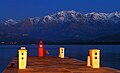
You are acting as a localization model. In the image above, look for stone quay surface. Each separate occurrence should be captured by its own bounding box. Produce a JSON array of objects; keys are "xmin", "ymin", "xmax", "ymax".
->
[{"xmin": 3, "ymin": 56, "xmax": 120, "ymax": 73}]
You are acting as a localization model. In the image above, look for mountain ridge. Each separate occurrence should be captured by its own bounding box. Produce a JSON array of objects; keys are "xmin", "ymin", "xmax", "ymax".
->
[
  {"xmin": 0, "ymin": 10, "xmax": 120, "ymax": 44},
  {"xmin": 1, "ymin": 10, "xmax": 120, "ymax": 25}
]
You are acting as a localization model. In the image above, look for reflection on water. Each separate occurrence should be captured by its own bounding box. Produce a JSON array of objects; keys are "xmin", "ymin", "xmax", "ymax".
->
[{"xmin": 0, "ymin": 45, "xmax": 120, "ymax": 72}]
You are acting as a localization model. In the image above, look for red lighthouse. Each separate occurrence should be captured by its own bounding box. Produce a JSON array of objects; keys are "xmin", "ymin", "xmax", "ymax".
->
[{"xmin": 38, "ymin": 40, "xmax": 48, "ymax": 57}]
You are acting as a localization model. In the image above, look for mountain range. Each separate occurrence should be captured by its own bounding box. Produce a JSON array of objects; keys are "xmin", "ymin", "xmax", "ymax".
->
[{"xmin": 0, "ymin": 10, "xmax": 120, "ymax": 44}]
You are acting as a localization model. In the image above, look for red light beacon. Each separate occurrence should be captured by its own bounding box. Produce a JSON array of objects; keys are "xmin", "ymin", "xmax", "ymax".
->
[{"xmin": 38, "ymin": 40, "xmax": 48, "ymax": 57}]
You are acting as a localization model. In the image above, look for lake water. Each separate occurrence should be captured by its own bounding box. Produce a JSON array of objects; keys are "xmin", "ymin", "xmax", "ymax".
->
[{"xmin": 0, "ymin": 45, "xmax": 120, "ymax": 72}]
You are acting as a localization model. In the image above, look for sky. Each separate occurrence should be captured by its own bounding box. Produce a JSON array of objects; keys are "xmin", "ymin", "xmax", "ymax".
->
[{"xmin": 0, "ymin": 0, "xmax": 120, "ymax": 20}]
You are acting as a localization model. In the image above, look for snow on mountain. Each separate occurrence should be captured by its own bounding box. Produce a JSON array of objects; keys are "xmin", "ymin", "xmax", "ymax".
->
[
  {"xmin": 108, "ymin": 12, "xmax": 120, "ymax": 23},
  {"xmin": 43, "ymin": 15, "xmax": 53, "ymax": 23},
  {"xmin": 32, "ymin": 17, "xmax": 41, "ymax": 24},
  {"xmin": 32, "ymin": 11, "xmax": 119, "ymax": 24},
  {"xmin": 1, "ymin": 10, "xmax": 120, "ymax": 42},
  {"xmin": 4, "ymin": 19, "xmax": 18, "ymax": 25},
  {"xmin": 85, "ymin": 12, "xmax": 108, "ymax": 21},
  {"xmin": 2, "ymin": 10, "xmax": 120, "ymax": 25}
]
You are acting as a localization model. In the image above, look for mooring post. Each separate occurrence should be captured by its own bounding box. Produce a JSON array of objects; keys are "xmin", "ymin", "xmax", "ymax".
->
[
  {"xmin": 18, "ymin": 47, "xmax": 27, "ymax": 69},
  {"xmin": 59, "ymin": 47, "xmax": 65, "ymax": 58},
  {"xmin": 89, "ymin": 49, "xmax": 100, "ymax": 68}
]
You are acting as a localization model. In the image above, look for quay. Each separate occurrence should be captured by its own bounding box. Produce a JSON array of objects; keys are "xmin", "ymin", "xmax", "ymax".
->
[{"xmin": 3, "ymin": 56, "xmax": 120, "ymax": 73}]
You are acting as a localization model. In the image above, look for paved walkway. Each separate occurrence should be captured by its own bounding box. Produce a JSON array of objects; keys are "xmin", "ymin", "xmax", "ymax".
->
[{"xmin": 3, "ymin": 56, "xmax": 120, "ymax": 73}]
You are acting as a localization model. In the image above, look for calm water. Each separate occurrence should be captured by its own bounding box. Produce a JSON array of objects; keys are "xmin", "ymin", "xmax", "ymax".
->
[{"xmin": 0, "ymin": 45, "xmax": 120, "ymax": 72}]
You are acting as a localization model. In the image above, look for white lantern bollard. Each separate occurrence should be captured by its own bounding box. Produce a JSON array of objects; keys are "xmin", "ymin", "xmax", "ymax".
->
[
  {"xmin": 18, "ymin": 47, "xmax": 27, "ymax": 69},
  {"xmin": 59, "ymin": 48, "xmax": 65, "ymax": 58},
  {"xmin": 87, "ymin": 56, "xmax": 91, "ymax": 67},
  {"xmin": 89, "ymin": 49, "xmax": 100, "ymax": 68}
]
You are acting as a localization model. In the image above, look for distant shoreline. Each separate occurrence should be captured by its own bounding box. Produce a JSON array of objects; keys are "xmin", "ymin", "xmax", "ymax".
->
[{"xmin": 0, "ymin": 42, "xmax": 120, "ymax": 45}]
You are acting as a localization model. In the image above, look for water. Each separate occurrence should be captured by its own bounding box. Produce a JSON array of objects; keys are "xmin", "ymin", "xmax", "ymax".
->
[{"xmin": 0, "ymin": 45, "xmax": 120, "ymax": 72}]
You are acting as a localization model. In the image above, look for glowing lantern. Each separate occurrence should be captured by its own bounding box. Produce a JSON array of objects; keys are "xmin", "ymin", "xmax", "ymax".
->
[
  {"xmin": 89, "ymin": 49, "xmax": 100, "ymax": 68},
  {"xmin": 38, "ymin": 40, "xmax": 48, "ymax": 57},
  {"xmin": 59, "ymin": 47, "xmax": 65, "ymax": 58},
  {"xmin": 18, "ymin": 47, "xmax": 27, "ymax": 69}
]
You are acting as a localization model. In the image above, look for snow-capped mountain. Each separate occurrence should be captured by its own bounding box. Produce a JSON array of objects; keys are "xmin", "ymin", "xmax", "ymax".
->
[
  {"xmin": 2, "ymin": 10, "xmax": 120, "ymax": 25},
  {"xmin": 0, "ymin": 10, "xmax": 120, "ymax": 43},
  {"xmin": 4, "ymin": 19, "xmax": 18, "ymax": 25}
]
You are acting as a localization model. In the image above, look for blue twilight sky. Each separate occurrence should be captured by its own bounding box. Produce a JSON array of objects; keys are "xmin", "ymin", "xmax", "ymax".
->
[{"xmin": 0, "ymin": 0, "xmax": 120, "ymax": 20}]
